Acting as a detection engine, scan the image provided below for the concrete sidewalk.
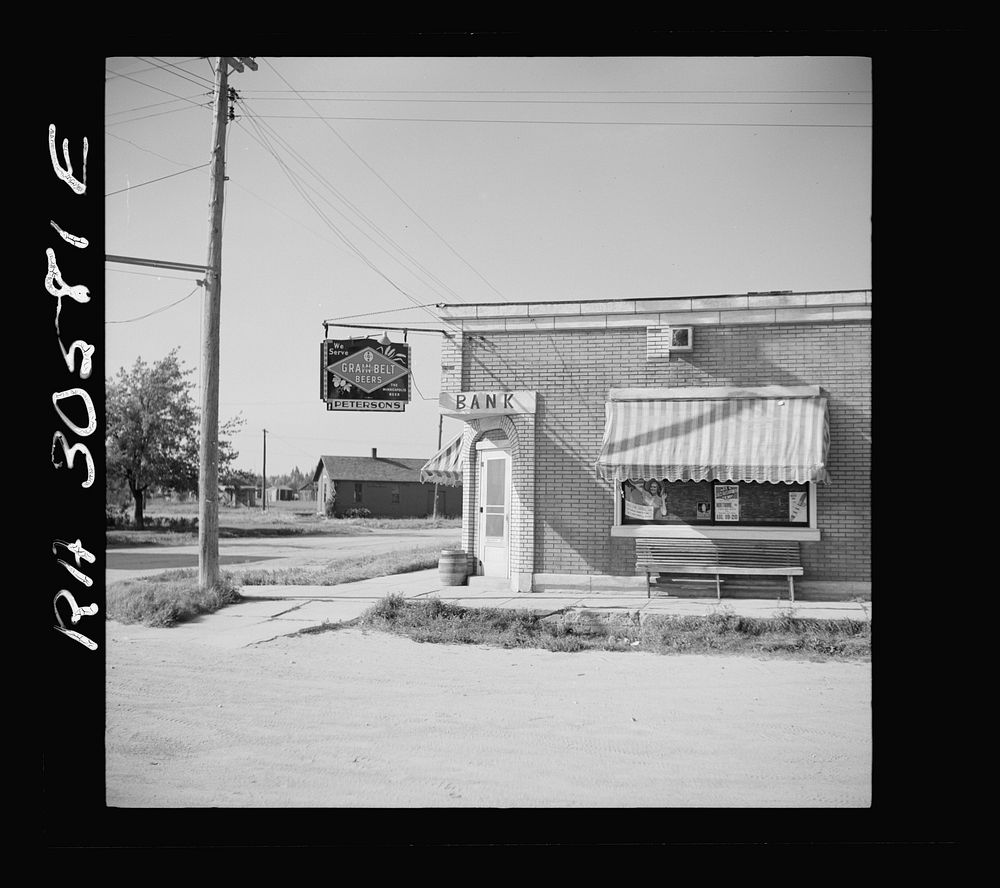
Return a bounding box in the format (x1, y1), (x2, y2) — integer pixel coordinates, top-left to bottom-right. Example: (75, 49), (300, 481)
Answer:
(135, 568), (869, 649)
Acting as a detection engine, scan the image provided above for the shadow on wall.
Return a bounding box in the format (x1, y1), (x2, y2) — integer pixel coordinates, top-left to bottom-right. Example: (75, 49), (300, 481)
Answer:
(460, 324), (870, 582)
(641, 323), (871, 581)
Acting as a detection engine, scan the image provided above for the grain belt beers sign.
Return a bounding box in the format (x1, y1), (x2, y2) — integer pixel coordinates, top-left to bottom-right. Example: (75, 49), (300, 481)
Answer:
(320, 337), (411, 412)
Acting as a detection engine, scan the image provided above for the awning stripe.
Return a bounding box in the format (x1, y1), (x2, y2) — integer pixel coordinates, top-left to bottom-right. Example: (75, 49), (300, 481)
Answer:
(420, 434), (465, 486)
(595, 393), (831, 484)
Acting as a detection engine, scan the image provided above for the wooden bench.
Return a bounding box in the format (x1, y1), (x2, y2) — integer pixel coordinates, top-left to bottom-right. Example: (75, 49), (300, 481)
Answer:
(635, 538), (803, 601)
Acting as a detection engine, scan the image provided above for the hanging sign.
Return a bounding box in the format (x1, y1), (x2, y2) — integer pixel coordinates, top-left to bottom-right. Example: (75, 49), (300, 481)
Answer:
(320, 338), (411, 411)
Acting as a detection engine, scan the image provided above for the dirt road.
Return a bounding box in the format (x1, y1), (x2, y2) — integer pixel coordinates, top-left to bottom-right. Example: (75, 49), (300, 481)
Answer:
(106, 620), (871, 807)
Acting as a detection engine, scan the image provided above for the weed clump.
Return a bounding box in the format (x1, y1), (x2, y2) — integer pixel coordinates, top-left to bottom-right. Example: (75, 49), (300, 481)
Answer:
(356, 596), (871, 660)
(106, 571), (241, 627)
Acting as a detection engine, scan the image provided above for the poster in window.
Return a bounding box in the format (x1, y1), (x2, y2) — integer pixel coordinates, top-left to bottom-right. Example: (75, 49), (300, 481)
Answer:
(696, 502), (712, 521)
(714, 484), (740, 522)
(623, 480), (658, 521)
(624, 499), (654, 521)
(788, 491), (808, 523)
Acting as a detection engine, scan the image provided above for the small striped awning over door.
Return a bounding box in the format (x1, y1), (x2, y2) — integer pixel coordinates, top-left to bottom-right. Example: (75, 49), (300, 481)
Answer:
(595, 386), (831, 484)
(420, 434), (465, 486)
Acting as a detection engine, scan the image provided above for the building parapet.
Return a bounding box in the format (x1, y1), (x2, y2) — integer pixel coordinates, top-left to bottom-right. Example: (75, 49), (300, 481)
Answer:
(438, 290), (871, 332)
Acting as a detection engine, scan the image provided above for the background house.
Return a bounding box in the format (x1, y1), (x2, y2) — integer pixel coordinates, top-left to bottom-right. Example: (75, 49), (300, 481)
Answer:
(223, 484), (259, 507)
(313, 448), (462, 518)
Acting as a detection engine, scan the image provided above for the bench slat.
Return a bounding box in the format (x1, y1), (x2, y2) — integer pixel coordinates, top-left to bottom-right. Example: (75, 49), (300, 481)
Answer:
(635, 537), (802, 601)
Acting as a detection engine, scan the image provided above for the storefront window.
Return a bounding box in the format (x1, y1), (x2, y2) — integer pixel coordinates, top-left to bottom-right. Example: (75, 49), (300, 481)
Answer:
(620, 479), (810, 528)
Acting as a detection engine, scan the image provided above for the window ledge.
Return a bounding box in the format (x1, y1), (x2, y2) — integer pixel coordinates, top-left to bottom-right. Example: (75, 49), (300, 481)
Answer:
(611, 525), (820, 542)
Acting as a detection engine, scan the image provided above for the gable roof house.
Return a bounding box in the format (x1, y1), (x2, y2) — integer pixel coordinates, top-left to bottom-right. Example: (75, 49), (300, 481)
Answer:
(313, 447), (462, 518)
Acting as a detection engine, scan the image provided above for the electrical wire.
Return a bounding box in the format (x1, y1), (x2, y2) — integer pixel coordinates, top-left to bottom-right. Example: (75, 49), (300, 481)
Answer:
(107, 96), (203, 118)
(107, 267), (203, 282)
(249, 114), (871, 128)
(105, 67), (211, 109)
(243, 88), (871, 95)
(105, 58), (202, 80)
(324, 304), (439, 321)
(106, 284), (202, 324)
(138, 56), (216, 90)
(264, 59), (502, 302)
(105, 163), (211, 198)
(105, 130), (191, 166)
(235, 92), (473, 308)
(232, 100), (462, 332)
(105, 102), (213, 128)
(408, 372), (439, 402)
(240, 96), (871, 106)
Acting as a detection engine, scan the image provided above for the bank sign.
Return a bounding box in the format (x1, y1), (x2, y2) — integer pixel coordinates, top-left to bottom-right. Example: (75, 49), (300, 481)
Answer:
(320, 338), (411, 411)
(439, 391), (536, 417)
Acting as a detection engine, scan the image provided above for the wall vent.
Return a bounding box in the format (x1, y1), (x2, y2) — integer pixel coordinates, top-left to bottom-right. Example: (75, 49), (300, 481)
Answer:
(647, 325), (694, 361)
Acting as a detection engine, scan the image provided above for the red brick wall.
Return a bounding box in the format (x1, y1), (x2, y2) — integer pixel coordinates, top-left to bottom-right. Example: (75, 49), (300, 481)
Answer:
(459, 321), (870, 582)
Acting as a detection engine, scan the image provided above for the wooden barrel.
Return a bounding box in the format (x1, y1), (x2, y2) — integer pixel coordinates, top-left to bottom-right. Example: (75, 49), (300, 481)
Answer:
(438, 549), (468, 586)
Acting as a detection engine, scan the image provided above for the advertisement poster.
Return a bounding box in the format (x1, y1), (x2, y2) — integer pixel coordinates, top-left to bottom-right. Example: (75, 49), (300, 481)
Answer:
(624, 499), (655, 521)
(623, 480), (664, 521)
(789, 491), (808, 523)
(714, 484), (740, 522)
(696, 502), (712, 521)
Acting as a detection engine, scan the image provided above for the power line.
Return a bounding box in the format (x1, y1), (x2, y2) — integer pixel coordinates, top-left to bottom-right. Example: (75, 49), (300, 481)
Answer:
(105, 284), (201, 324)
(107, 124), (359, 259)
(139, 55), (216, 89)
(105, 67), (211, 109)
(105, 130), (191, 166)
(324, 304), (439, 321)
(243, 88), (872, 95)
(107, 267), (204, 282)
(239, 96), (871, 106)
(107, 96), (203, 118)
(264, 59), (504, 301)
(105, 163), (211, 198)
(249, 114), (871, 128)
(236, 87), (476, 306)
(232, 99), (463, 330)
(105, 58), (203, 80)
(105, 101), (212, 128)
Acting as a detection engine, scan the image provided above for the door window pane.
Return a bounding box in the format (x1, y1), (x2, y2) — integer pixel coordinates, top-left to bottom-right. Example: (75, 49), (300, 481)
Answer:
(485, 458), (506, 505)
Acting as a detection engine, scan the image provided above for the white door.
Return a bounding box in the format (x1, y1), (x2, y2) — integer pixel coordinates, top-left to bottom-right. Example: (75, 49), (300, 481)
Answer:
(478, 450), (511, 577)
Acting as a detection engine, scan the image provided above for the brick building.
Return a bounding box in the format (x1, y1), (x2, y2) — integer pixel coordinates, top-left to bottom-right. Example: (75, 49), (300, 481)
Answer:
(313, 448), (462, 518)
(423, 290), (870, 599)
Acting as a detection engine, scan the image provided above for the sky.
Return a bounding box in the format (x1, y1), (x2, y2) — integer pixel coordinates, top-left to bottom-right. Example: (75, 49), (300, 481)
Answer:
(104, 55), (871, 478)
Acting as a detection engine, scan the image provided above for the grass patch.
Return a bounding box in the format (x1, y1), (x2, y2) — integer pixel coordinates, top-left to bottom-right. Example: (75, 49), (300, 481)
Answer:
(106, 571), (242, 627)
(239, 545), (443, 586)
(357, 597), (871, 660)
(339, 517), (461, 531)
(106, 514), (459, 547)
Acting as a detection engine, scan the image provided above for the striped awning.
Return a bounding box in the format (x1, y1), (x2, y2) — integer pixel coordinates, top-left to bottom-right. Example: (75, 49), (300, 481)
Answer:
(420, 434), (465, 486)
(595, 386), (831, 484)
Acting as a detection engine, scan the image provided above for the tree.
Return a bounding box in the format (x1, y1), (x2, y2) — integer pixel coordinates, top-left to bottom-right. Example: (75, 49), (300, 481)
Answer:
(106, 349), (244, 528)
(221, 467), (259, 488)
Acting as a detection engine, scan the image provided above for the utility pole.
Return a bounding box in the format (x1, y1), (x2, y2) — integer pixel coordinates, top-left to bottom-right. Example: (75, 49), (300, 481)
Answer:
(262, 428), (268, 512)
(432, 413), (443, 520)
(198, 57), (256, 591)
